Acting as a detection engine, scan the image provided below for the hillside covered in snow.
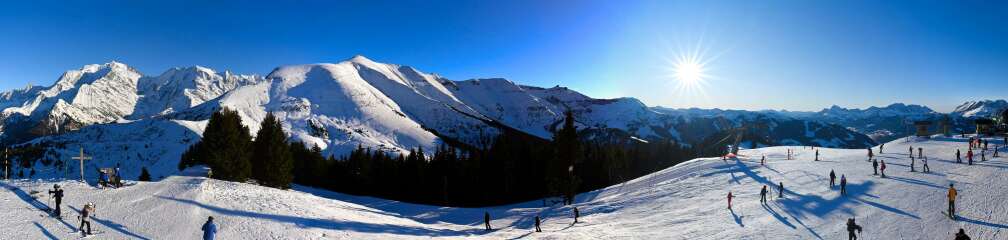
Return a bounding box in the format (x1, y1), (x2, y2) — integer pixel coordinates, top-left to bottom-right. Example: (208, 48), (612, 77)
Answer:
(4, 135), (1006, 239)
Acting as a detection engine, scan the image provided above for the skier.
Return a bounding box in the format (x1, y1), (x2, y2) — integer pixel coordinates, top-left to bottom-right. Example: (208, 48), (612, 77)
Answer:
(982, 150), (986, 161)
(918, 147), (923, 159)
(815, 149), (819, 161)
(778, 182), (784, 198)
(867, 148), (873, 161)
(727, 191), (734, 209)
(956, 149), (961, 163)
(840, 175), (847, 196)
(984, 140), (988, 151)
(909, 146), (913, 157)
(872, 159), (878, 175)
(846, 218), (863, 240)
(880, 160), (887, 178)
(910, 154), (916, 172)
(534, 215), (541, 232)
(78, 202), (95, 237)
(923, 156), (930, 173)
(955, 228), (971, 240)
(761, 155), (765, 166)
(879, 143), (884, 153)
(948, 183), (957, 219)
(760, 185), (768, 204)
(484, 212), (492, 231)
(829, 170), (836, 188)
(968, 149), (974, 165)
(573, 207), (580, 224)
(202, 216), (217, 240)
(995, 147), (999, 158)
(48, 184), (64, 218)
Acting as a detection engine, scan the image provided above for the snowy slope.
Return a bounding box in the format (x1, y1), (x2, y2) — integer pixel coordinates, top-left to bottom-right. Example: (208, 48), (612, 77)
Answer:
(4, 135), (1006, 239)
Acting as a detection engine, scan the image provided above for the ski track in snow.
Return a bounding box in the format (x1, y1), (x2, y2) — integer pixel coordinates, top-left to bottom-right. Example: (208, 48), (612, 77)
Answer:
(2, 135), (1008, 239)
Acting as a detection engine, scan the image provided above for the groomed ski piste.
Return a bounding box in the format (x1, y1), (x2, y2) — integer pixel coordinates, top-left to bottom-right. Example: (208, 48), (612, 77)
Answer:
(2, 135), (1006, 239)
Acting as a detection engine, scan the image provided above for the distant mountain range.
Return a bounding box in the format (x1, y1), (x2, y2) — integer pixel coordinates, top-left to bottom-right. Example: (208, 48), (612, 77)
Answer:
(0, 56), (1002, 178)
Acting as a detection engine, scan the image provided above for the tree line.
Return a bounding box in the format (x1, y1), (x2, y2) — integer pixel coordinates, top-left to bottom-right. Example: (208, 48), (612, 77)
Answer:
(180, 108), (714, 207)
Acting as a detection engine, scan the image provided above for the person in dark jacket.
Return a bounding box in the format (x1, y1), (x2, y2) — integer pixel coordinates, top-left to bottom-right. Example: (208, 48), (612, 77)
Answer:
(778, 182), (784, 198)
(815, 149), (819, 161)
(484, 212), (492, 231)
(840, 175), (847, 196)
(534, 215), (541, 232)
(829, 170), (836, 188)
(954, 228), (971, 240)
(78, 202), (95, 237)
(879, 143), (884, 153)
(48, 184), (63, 219)
(846, 218), (862, 240)
(872, 159), (878, 175)
(760, 185), (768, 204)
(573, 207), (580, 224)
(202, 216), (217, 240)
(956, 149), (961, 163)
(880, 160), (887, 177)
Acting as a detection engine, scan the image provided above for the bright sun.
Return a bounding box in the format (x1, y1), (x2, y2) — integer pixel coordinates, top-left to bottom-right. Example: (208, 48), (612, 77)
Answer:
(673, 60), (705, 84)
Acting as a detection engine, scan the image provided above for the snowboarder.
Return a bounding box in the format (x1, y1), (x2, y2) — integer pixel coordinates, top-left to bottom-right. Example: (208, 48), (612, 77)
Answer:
(760, 185), (768, 204)
(78, 202), (95, 237)
(778, 182), (784, 198)
(484, 212), (492, 231)
(534, 215), (541, 232)
(867, 148), (873, 161)
(879, 143), (884, 153)
(727, 191), (734, 209)
(880, 160), (887, 178)
(956, 149), (961, 163)
(815, 149), (819, 161)
(955, 228), (971, 240)
(948, 183), (957, 219)
(829, 170), (836, 188)
(48, 184), (63, 218)
(840, 175), (847, 196)
(968, 149), (974, 165)
(846, 218), (863, 240)
(202, 216), (217, 240)
(573, 207), (580, 224)
(872, 159), (878, 175)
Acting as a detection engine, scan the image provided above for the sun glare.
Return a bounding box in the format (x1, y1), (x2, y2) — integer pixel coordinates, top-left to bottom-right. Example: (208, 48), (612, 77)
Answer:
(674, 60), (705, 84)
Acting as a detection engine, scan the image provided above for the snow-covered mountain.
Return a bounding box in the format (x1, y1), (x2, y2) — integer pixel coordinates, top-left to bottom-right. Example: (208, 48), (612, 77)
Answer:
(0, 56), (878, 181)
(951, 99), (1008, 118)
(0, 62), (143, 144)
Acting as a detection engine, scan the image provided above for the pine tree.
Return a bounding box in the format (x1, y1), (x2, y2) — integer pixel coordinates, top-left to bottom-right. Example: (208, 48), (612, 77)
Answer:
(181, 108), (253, 182)
(551, 110), (580, 205)
(139, 167), (152, 181)
(252, 112), (294, 189)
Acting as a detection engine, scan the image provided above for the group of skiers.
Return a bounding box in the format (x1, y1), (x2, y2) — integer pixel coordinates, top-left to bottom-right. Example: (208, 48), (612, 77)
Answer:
(489, 206), (581, 234)
(43, 184), (219, 239)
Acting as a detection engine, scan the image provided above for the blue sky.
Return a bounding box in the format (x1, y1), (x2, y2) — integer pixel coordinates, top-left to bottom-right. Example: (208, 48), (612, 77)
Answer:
(0, 0), (1004, 112)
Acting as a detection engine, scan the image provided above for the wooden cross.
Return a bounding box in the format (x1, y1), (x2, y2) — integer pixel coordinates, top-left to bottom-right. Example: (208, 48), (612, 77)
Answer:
(72, 147), (92, 183)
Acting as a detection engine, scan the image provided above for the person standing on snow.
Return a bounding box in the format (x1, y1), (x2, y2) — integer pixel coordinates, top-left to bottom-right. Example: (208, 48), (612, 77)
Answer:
(573, 207), (580, 224)
(778, 182), (784, 198)
(815, 149), (820, 161)
(830, 169), (838, 188)
(727, 191), (734, 209)
(909, 146), (914, 157)
(78, 202), (95, 237)
(910, 154), (916, 172)
(48, 184), (63, 219)
(761, 155), (765, 166)
(968, 149), (974, 165)
(846, 218), (863, 240)
(760, 185), (768, 204)
(955, 228), (971, 240)
(918, 147), (923, 159)
(534, 215), (541, 232)
(872, 159), (878, 175)
(867, 148), (873, 161)
(202, 216), (217, 240)
(879, 143), (884, 153)
(880, 160), (887, 178)
(948, 183), (958, 218)
(957, 149), (962, 163)
(923, 156), (930, 173)
(840, 175), (847, 196)
(484, 212), (492, 231)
